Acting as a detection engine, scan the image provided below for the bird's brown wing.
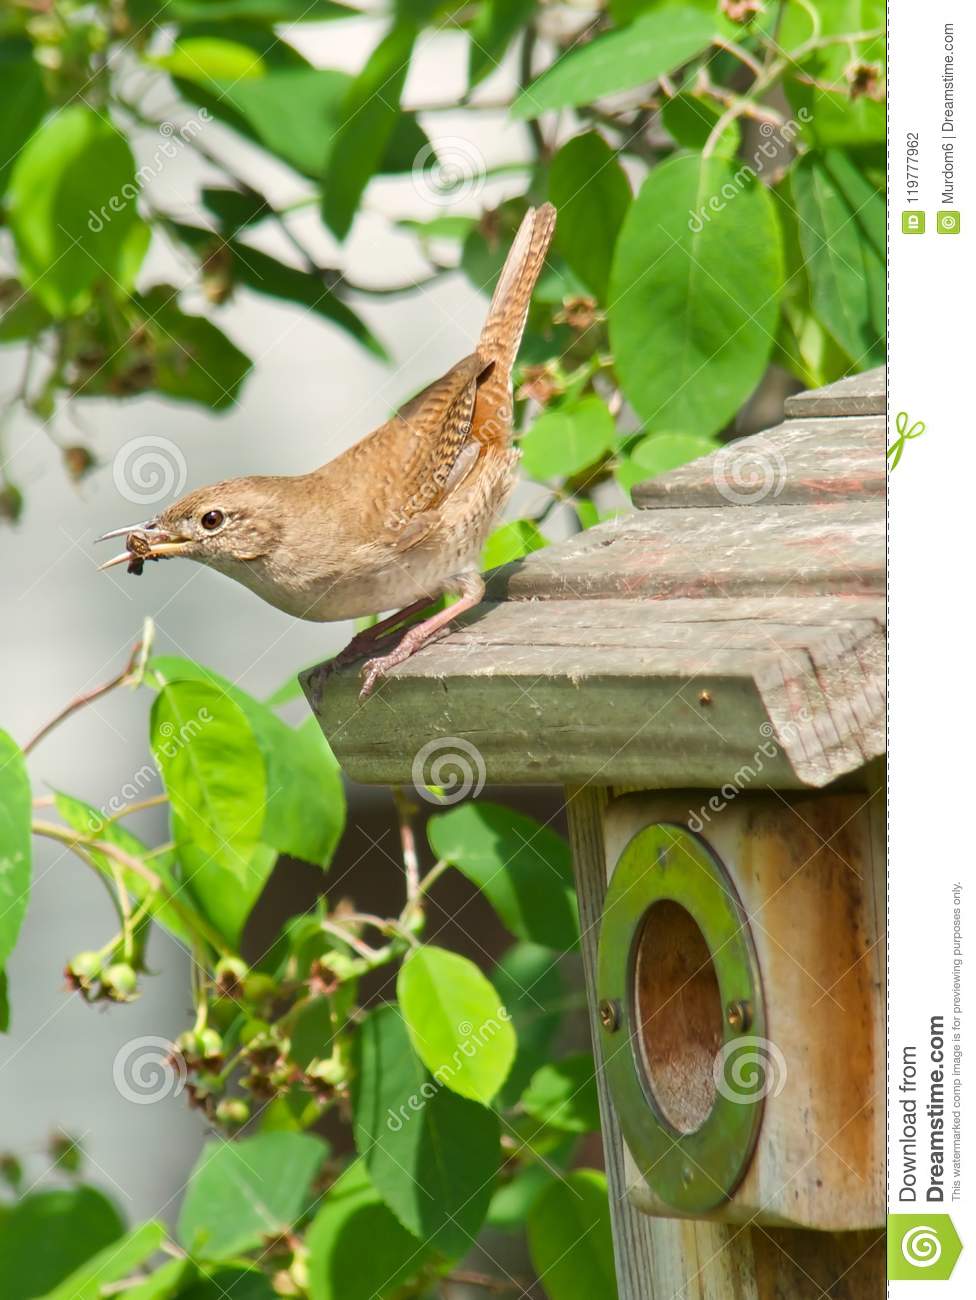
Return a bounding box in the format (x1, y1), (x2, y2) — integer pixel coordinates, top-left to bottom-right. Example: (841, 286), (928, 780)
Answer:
(342, 352), (490, 552)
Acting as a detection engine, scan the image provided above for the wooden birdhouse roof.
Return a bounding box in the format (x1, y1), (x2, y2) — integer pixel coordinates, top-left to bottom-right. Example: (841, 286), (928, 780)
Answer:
(304, 368), (886, 790)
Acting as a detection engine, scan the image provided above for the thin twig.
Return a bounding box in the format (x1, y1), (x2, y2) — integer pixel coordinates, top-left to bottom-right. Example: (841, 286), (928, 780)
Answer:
(24, 638), (145, 755)
(392, 786), (421, 904)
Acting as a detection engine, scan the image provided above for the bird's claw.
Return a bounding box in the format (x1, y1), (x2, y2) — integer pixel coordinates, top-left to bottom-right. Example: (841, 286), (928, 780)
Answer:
(359, 657), (387, 699)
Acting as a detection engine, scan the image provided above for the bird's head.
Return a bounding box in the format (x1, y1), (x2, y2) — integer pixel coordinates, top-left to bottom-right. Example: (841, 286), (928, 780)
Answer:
(97, 477), (286, 575)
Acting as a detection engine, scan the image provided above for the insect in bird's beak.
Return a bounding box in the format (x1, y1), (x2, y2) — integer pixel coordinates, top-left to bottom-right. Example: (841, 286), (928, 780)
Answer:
(94, 520), (186, 574)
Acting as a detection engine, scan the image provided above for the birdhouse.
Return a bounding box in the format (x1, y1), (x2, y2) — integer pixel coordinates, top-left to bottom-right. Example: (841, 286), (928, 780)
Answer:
(303, 368), (887, 1299)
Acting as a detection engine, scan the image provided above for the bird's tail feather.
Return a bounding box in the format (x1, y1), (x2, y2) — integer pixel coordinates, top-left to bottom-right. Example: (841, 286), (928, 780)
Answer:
(475, 204), (556, 427)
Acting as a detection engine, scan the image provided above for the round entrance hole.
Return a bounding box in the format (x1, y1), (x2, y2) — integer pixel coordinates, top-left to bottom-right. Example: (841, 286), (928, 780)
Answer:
(632, 900), (724, 1134)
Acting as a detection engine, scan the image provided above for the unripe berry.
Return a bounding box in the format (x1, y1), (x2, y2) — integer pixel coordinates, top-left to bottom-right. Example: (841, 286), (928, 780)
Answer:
(66, 951), (102, 990)
(101, 963), (138, 1001)
(216, 1098), (251, 1129)
(242, 972), (277, 1006)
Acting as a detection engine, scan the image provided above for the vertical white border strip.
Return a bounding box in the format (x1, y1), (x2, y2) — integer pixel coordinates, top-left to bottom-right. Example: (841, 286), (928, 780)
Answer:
(890, 0), (973, 1290)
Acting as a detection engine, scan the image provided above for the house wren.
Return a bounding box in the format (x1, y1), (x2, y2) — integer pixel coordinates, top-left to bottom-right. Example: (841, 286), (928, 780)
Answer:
(97, 204), (557, 697)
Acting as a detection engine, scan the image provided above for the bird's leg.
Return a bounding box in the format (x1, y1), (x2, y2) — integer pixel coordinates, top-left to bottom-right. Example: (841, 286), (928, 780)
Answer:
(359, 573), (485, 700)
(323, 596), (441, 677)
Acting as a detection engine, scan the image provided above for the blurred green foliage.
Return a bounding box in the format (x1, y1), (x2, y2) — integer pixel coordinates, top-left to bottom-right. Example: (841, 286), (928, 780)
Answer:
(0, 2), (884, 1295)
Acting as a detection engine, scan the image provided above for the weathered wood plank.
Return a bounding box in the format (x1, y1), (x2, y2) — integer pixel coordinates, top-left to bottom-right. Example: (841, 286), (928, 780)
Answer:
(784, 367), (886, 417)
(565, 785), (662, 1300)
(632, 415), (885, 510)
(304, 596), (885, 790)
(485, 501), (883, 603)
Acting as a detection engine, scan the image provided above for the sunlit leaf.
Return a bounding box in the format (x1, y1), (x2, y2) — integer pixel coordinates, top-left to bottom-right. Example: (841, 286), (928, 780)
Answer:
(512, 7), (716, 117)
(0, 729), (31, 968)
(609, 152), (783, 435)
(397, 946), (516, 1103)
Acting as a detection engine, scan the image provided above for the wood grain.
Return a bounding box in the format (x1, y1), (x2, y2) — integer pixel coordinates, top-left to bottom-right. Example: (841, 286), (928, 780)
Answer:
(307, 596), (885, 789)
(783, 367), (885, 418)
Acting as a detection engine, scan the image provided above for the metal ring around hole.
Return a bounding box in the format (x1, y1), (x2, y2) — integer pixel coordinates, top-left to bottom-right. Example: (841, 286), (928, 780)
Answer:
(597, 822), (765, 1213)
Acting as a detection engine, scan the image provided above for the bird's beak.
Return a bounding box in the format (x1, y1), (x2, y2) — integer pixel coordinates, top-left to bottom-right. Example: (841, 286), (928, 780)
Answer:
(94, 520), (189, 571)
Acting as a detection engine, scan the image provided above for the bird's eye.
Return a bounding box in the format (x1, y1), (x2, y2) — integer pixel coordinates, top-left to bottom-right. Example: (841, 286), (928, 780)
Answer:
(201, 509), (224, 531)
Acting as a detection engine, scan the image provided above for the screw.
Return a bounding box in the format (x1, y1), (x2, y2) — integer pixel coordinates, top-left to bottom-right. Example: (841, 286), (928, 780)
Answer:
(599, 998), (620, 1033)
(698, 690), (712, 706)
(726, 999), (752, 1032)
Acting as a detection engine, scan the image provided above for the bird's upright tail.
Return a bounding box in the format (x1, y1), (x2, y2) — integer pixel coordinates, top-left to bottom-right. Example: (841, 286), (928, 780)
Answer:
(474, 203), (556, 435)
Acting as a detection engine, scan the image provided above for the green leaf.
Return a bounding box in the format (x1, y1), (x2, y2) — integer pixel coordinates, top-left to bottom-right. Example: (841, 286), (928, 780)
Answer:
(151, 680), (266, 876)
(322, 22), (416, 239)
(519, 396), (616, 481)
(353, 1005), (499, 1256)
(548, 132), (631, 301)
(512, 7), (716, 117)
(306, 1161), (428, 1300)
(522, 1054), (601, 1133)
(176, 1272), (276, 1300)
(481, 519), (547, 570)
(492, 942), (565, 1107)
(142, 0), (355, 19)
(119, 1258), (197, 1300)
(0, 1187), (125, 1300)
(661, 92), (740, 158)
(172, 813), (276, 948)
(178, 1132), (327, 1259)
(130, 286), (253, 410)
(781, 0), (885, 146)
(791, 153), (884, 365)
(152, 36), (267, 84)
(0, 729), (31, 967)
(487, 1162), (552, 1231)
(429, 803), (579, 951)
(168, 1271), (277, 1300)
(397, 946), (516, 1104)
(609, 152), (783, 435)
(629, 431), (720, 475)
(7, 106), (150, 317)
(0, 38), (47, 200)
(468, 0), (537, 88)
(41, 1221), (166, 1300)
(150, 658), (345, 870)
(202, 187), (272, 232)
(54, 792), (193, 947)
(168, 224), (386, 359)
(527, 1170), (617, 1300)
(0, 281), (52, 343)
